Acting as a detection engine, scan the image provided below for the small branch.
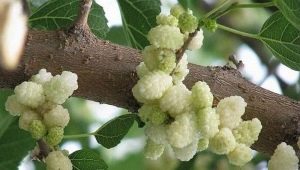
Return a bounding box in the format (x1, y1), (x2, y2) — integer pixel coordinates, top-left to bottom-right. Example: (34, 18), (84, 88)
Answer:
(64, 132), (95, 139)
(217, 24), (259, 39)
(69, 0), (92, 34)
(175, 31), (198, 63)
(37, 139), (51, 159)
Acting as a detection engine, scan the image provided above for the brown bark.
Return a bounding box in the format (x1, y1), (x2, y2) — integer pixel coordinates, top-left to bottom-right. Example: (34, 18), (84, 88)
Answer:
(0, 30), (299, 157)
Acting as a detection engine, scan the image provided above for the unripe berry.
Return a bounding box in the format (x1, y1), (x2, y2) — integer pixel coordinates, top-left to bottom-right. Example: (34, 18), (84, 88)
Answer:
(170, 5), (185, 18)
(45, 151), (72, 170)
(227, 144), (253, 166)
(46, 126), (64, 146)
(197, 138), (209, 152)
(29, 120), (47, 140)
(156, 14), (178, 26)
(138, 104), (168, 125)
(43, 105), (70, 128)
(14, 81), (45, 108)
(142, 46), (176, 74)
(209, 128), (236, 154)
(19, 110), (41, 131)
(144, 138), (165, 160)
(178, 11), (198, 33)
(148, 25), (184, 50)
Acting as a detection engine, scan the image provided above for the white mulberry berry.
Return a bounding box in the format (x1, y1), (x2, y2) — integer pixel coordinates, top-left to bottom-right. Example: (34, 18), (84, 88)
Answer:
(148, 25), (184, 50)
(172, 139), (198, 161)
(156, 14), (178, 26)
(227, 144), (253, 166)
(145, 124), (168, 145)
(268, 142), (299, 170)
(43, 105), (70, 128)
(144, 138), (165, 160)
(166, 113), (197, 148)
(45, 151), (72, 170)
(5, 95), (28, 116)
(14, 81), (45, 108)
(196, 107), (219, 138)
(160, 83), (191, 117)
(132, 71), (173, 103)
(191, 81), (213, 110)
(136, 62), (150, 78)
(188, 30), (204, 50)
(19, 110), (41, 131)
(209, 128), (236, 154)
(138, 103), (167, 125)
(31, 69), (53, 85)
(172, 54), (189, 84)
(46, 126), (64, 146)
(44, 71), (78, 104)
(216, 96), (247, 129)
(233, 118), (262, 146)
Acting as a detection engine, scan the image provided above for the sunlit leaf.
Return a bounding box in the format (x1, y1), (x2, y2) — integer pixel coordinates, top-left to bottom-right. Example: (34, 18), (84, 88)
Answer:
(274, 0), (300, 30)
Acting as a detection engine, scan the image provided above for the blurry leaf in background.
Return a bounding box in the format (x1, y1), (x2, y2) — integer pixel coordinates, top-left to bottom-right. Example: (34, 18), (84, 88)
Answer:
(94, 114), (138, 149)
(69, 149), (108, 170)
(63, 97), (93, 148)
(27, 0), (48, 13)
(274, 0), (300, 31)
(29, 0), (109, 38)
(0, 89), (35, 170)
(106, 26), (130, 46)
(259, 11), (300, 70)
(117, 0), (161, 49)
(109, 152), (144, 170)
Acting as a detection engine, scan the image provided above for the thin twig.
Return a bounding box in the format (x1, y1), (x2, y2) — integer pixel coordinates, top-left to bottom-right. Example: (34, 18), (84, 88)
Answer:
(37, 139), (51, 159)
(70, 0), (92, 33)
(175, 31), (198, 64)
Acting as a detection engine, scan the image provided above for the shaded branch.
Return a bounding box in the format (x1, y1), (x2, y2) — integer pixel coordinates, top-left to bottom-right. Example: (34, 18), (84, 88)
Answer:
(0, 30), (299, 157)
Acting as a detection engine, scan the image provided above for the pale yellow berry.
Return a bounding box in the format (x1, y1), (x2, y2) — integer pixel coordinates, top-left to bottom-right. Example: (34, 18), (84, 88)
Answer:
(144, 138), (165, 160)
(160, 83), (191, 117)
(14, 81), (45, 108)
(43, 105), (70, 128)
(156, 14), (178, 26)
(145, 124), (168, 145)
(227, 144), (253, 166)
(29, 120), (47, 140)
(45, 151), (72, 170)
(233, 118), (262, 146)
(5, 95), (28, 116)
(136, 62), (150, 78)
(46, 126), (64, 146)
(191, 81), (213, 110)
(216, 96), (247, 129)
(172, 54), (189, 84)
(196, 107), (219, 138)
(178, 10), (198, 33)
(188, 30), (204, 50)
(30, 69), (53, 85)
(148, 25), (184, 50)
(172, 139), (198, 161)
(209, 128), (236, 154)
(268, 142), (299, 170)
(132, 71), (173, 103)
(170, 5), (185, 18)
(166, 113), (197, 148)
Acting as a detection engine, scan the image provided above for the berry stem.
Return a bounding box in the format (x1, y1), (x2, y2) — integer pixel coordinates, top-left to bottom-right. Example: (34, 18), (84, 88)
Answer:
(212, 2), (275, 19)
(217, 24), (259, 39)
(63, 132), (95, 139)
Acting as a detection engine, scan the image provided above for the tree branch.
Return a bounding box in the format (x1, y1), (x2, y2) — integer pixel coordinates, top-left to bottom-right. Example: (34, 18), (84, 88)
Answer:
(0, 30), (299, 157)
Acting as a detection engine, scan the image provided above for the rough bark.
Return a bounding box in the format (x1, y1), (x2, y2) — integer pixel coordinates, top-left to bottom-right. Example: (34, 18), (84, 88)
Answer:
(0, 30), (299, 157)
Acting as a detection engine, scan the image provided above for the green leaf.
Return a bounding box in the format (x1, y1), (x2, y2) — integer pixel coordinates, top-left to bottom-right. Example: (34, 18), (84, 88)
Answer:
(259, 11), (300, 70)
(117, 0), (161, 49)
(0, 119), (35, 170)
(274, 0), (300, 30)
(69, 149), (108, 170)
(0, 89), (15, 138)
(0, 89), (35, 170)
(94, 114), (138, 148)
(29, 0), (109, 38)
